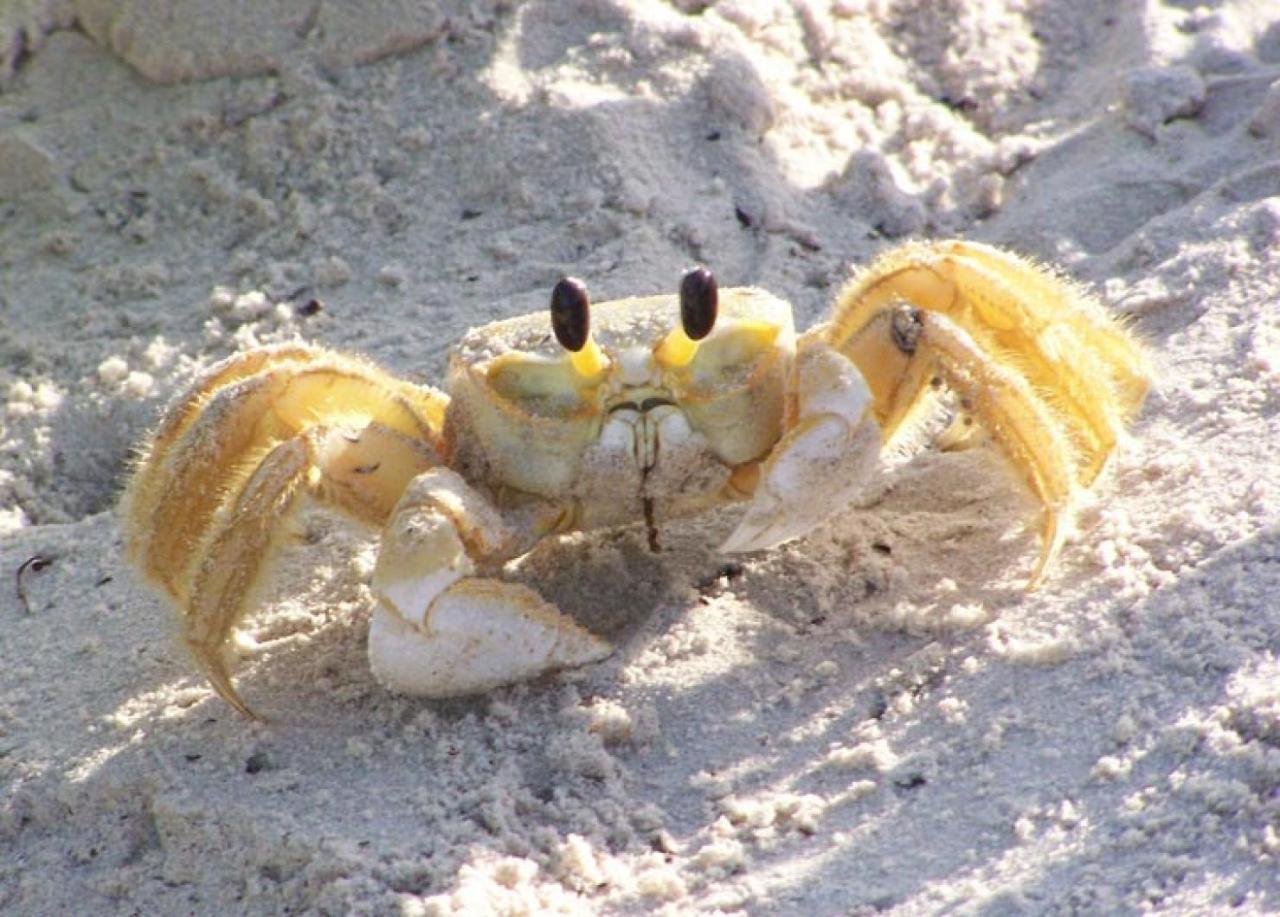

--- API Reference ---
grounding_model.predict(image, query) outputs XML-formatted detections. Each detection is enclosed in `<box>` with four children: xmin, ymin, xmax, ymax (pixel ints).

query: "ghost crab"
<box><xmin>122</xmin><ymin>240</ymin><xmax>1149</xmax><ymax>717</ymax></box>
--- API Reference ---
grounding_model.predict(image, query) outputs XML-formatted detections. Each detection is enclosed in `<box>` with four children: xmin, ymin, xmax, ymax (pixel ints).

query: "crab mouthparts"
<box><xmin>604</xmin><ymin>395</ymin><xmax>678</xmax><ymax>553</ymax></box>
<box><xmin>642</xmin><ymin>496</ymin><xmax>660</xmax><ymax>553</ymax></box>
<box><xmin>606</xmin><ymin>395</ymin><xmax>676</xmax><ymax>415</ymax></box>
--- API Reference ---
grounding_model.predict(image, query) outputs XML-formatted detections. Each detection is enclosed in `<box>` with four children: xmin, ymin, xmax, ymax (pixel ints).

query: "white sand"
<box><xmin>3</xmin><ymin>1</ymin><xmax>1280</xmax><ymax>913</ymax></box>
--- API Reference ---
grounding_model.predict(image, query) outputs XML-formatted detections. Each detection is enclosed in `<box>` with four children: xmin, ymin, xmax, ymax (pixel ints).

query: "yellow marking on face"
<box><xmin>654</xmin><ymin>326</ymin><xmax>699</xmax><ymax>368</ymax></box>
<box><xmin>569</xmin><ymin>337</ymin><xmax>609</xmax><ymax>379</ymax></box>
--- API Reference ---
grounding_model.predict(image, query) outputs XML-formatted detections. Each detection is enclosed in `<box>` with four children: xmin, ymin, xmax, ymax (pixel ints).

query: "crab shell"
<box><xmin>442</xmin><ymin>289</ymin><xmax>799</xmax><ymax>532</ymax></box>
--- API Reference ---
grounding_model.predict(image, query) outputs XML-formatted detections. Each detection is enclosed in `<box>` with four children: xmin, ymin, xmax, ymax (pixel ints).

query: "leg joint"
<box><xmin>891</xmin><ymin>305</ymin><xmax>924</xmax><ymax>355</ymax></box>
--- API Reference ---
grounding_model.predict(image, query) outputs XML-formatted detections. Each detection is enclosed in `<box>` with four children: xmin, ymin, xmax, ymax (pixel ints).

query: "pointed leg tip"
<box><xmin>210</xmin><ymin>672</ymin><xmax>262</xmax><ymax>720</ymax></box>
<box><xmin>1024</xmin><ymin>510</ymin><xmax>1068</xmax><ymax>591</ymax></box>
<box><xmin>188</xmin><ymin>640</ymin><xmax>261</xmax><ymax>719</ymax></box>
<box><xmin>203</xmin><ymin>672</ymin><xmax>262</xmax><ymax>720</ymax></box>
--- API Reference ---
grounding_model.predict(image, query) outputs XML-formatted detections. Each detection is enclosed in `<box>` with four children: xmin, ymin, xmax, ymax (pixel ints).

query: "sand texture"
<box><xmin>3</xmin><ymin>1</ymin><xmax>1280</xmax><ymax>913</ymax></box>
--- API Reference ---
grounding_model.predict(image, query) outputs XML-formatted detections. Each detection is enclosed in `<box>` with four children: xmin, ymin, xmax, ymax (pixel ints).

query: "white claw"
<box><xmin>369</xmin><ymin>579</ymin><xmax>612</xmax><ymax>698</ymax></box>
<box><xmin>369</xmin><ymin>491</ymin><xmax>611</xmax><ymax>698</ymax></box>
<box><xmin>722</xmin><ymin>342</ymin><xmax>881</xmax><ymax>554</ymax></box>
<box><xmin>721</xmin><ymin>415</ymin><xmax>880</xmax><ymax>552</ymax></box>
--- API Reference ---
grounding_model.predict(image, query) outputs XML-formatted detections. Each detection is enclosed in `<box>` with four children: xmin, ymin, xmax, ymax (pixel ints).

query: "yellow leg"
<box><xmin>176</xmin><ymin>423</ymin><xmax>440</xmax><ymax>718</ymax></box>
<box><xmin>924</xmin><ymin>314</ymin><xmax>1076</xmax><ymax>584</ymax></box>
<box><xmin>120</xmin><ymin>346</ymin><xmax>447</xmax><ymax>716</ymax></box>
<box><xmin>122</xmin><ymin>345</ymin><xmax>448</xmax><ymax>600</ymax></box>
<box><xmin>826</xmin><ymin>240</ymin><xmax>1150</xmax><ymax>485</ymax></box>
<box><xmin>122</xmin><ymin>345</ymin><xmax>316</xmax><ymax>599</ymax></box>
<box><xmin>182</xmin><ymin>435</ymin><xmax>311</xmax><ymax>719</ymax></box>
<box><xmin>823</xmin><ymin>240</ymin><xmax>1152</xmax><ymax>584</ymax></box>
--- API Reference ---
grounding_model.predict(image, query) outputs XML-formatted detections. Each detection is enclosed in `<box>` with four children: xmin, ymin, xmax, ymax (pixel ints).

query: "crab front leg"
<box><xmin>369</xmin><ymin>468</ymin><xmax>611</xmax><ymax>698</ymax></box>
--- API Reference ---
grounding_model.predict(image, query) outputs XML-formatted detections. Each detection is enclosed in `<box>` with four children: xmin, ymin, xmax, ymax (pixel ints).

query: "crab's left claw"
<box><xmin>721</xmin><ymin>340</ymin><xmax>882</xmax><ymax>553</ymax></box>
<box><xmin>369</xmin><ymin>469</ymin><xmax>612</xmax><ymax>698</ymax></box>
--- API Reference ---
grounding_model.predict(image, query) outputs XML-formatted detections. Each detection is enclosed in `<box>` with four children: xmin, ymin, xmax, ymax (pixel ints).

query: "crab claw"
<box><xmin>721</xmin><ymin>340</ymin><xmax>881</xmax><ymax>553</ymax></box>
<box><xmin>369</xmin><ymin>579</ymin><xmax>612</xmax><ymax>698</ymax></box>
<box><xmin>369</xmin><ymin>472</ymin><xmax>611</xmax><ymax>698</ymax></box>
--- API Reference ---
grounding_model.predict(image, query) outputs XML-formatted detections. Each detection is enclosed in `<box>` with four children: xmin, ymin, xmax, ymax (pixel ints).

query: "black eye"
<box><xmin>550</xmin><ymin>277</ymin><xmax>590</xmax><ymax>352</ymax></box>
<box><xmin>680</xmin><ymin>268</ymin><xmax>717</xmax><ymax>341</ymax></box>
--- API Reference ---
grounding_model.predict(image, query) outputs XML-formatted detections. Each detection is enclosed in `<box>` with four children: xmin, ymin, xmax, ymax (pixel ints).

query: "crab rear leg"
<box><xmin>826</xmin><ymin>240</ymin><xmax>1151</xmax><ymax>583</ymax></box>
<box><xmin>121</xmin><ymin>346</ymin><xmax>446</xmax><ymax>717</ymax></box>
<box><xmin>844</xmin><ymin>305</ymin><xmax>1080</xmax><ymax>582</ymax></box>
<box><xmin>721</xmin><ymin>240</ymin><xmax>1150</xmax><ymax>585</ymax></box>
<box><xmin>828</xmin><ymin>240</ymin><xmax>1150</xmax><ymax>483</ymax></box>
<box><xmin>161</xmin><ymin>421</ymin><xmax>439</xmax><ymax>717</ymax></box>
<box><xmin>369</xmin><ymin>469</ymin><xmax>611</xmax><ymax>698</ymax></box>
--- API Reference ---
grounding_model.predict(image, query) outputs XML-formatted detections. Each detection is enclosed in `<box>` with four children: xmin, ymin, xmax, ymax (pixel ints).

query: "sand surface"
<box><xmin>2</xmin><ymin>1</ymin><xmax>1280</xmax><ymax>913</ymax></box>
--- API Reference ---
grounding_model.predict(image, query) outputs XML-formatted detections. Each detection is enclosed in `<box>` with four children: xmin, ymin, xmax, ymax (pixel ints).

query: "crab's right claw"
<box><xmin>721</xmin><ymin>340</ymin><xmax>882</xmax><ymax>553</ymax></box>
<box><xmin>369</xmin><ymin>472</ymin><xmax>611</xmax><ymax>698</ymax></box>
